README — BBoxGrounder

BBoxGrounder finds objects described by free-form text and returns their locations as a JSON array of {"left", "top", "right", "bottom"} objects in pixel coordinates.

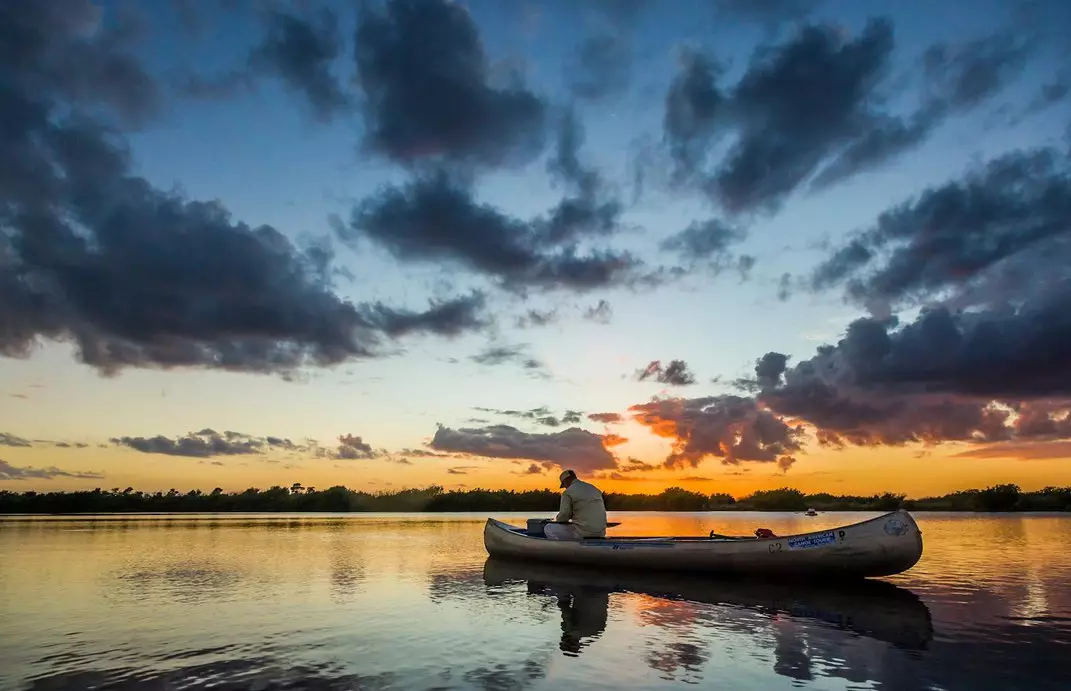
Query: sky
[{"left": 2, "top": 0, "right": 1071, "bottom": 498}]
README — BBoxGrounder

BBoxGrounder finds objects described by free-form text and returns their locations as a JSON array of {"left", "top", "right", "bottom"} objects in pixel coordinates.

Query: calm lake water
[{"left": 1, "top": 512, "right": 1069, "bottom": 690}]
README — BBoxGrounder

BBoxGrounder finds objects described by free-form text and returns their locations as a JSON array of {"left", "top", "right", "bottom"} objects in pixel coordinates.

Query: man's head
[{"left": 559, "top": 469, "right": 577, "bottom": 489}]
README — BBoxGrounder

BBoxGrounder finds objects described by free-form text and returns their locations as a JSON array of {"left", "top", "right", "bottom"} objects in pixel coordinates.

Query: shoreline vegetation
[{"left": 1, "top": 483, "right": 1069, "bottom": 514}]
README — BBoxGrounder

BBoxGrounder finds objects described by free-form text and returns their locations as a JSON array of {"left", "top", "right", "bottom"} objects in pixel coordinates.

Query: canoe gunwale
[{"left": 485, "top": 508, "right": 913, "bottom": 544}]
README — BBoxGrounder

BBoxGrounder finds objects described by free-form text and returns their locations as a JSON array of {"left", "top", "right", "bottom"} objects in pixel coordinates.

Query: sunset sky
[{"left": 2, "top": 0, "right": 1070, "bottom": 498}]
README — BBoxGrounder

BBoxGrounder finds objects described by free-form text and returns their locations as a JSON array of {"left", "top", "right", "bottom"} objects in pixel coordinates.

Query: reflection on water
[{"left": 1, "top": 512, "right": 1070, "bottom": 690}]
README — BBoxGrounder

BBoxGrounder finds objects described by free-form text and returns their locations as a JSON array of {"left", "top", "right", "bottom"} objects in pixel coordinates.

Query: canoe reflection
[{"left": 482, "top": 557, "right": 933, "bottom": 653}]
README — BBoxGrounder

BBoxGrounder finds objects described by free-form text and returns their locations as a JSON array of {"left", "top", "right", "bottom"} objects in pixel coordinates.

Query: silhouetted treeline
[{"left": 2, "top": 483, "right": 1069, "bottom": 514}]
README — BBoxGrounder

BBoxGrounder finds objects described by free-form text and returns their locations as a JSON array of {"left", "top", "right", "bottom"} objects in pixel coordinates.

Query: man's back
[{"left": 559, "top": 479, "right": 607, "bottom": 537}]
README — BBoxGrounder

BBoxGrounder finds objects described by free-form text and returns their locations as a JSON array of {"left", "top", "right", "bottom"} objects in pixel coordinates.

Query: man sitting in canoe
[{"left": 544, "top": 469, "right": 607, "bottom": 540}]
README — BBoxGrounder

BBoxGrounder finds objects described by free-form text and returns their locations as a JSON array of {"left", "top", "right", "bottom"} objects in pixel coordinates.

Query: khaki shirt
[{"left": 555, "top": 479, "right": 607, "bottom": 537}]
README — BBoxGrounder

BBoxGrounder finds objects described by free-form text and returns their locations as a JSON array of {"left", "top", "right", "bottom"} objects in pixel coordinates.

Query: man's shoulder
[{"left": 571, "top": 479, "right": 603, "bottom": 495}]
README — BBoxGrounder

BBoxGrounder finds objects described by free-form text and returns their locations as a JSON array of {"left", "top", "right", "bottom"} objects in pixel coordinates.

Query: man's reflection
[{"left": 525, "top": 580, "right": 609, "bottom": 655}]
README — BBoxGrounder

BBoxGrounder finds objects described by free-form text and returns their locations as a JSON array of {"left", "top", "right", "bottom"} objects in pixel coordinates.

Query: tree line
[{"left": 1, "top": 483, "right": 1068, "bottom": 514}]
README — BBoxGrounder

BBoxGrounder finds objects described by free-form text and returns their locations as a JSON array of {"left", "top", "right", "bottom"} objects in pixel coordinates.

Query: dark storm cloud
[
  {"left": 429, "top": 424, "right": 618, "bottom": 473},
  {"left": 343, "top": 170, "right": 639, "bottom": 293},
  {"left": 110, "top": 429, "right": 272, "bottom": 457},
  {"left": 587, "top": 412, "right": 623, "bottom": 424},
  {"left": 663, "top": 48, "right": 726, "bottom": 180},
  {"left": 812, "top": 29, "right": 1034, "bottom": 189},
  {"left": 662, "top": 17, "right": 1037, "bottom": 212},
  {"left": 629, "top": 395, "right": 805, "bottom": 469},
  {"left": 0, "top": 0, "right": 487, "bottom": 377},
  {"left": 0, "top": 1, "right": 162, "bottom": 128},
  {"left": 248, "top": 7, "right": 350, "bottom": 122},
  {"left": 811, "top": 147, "right": 1071, "bottom": 314},
  {"left": 710, "top": 18, "right": 895, "bottom": 214},
  {"left": 0, "top": 459, "right": 103, "bottom": 481},
  {"left": 728, "top": 289, "right": 1071, "bottom": 449},
  {"left": 583, "top": 299, "right": 613, "bottom": 324},
  {"left": 0, "top": 433, "right": 32, "bottom": 448},
  {"left": 353, "top": 0, "right": 547, "bottom": 168},
  {"left": 637, "top": 360, "right": 697, "bottom": 386}
]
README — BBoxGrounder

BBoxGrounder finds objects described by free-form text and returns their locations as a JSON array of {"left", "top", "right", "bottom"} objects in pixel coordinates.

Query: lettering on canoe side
[{"left": 787, "top": 531, "right": 837, "bottom": 550}]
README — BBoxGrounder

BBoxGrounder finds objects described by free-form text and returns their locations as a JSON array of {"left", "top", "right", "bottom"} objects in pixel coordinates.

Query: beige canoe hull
[{"left": 483, "top": 510, "right": 923, "bottom": 579}]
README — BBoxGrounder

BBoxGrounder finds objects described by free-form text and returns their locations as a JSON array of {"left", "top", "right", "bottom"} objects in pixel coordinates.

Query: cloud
[
  {"left": 953, "top": 440, "right": 1071, "bottom": 460},
  {"left": 710, "top": 19, "right": 895, "bottom": 214},
  {"left": 0, "top": 0, "right": 488, "bottom": 377},
  {"left": 0, "top": 459, "right": 104, "bottom": 481},
  {"left": 593, "top": 471, "right": 647, "bottom": 481},
  {"left": 0, "top": 433, "right": 32, "bottom": 448},
  {"left": 446, "top": 465, "right": 479, "bottom": 475},
  {"left": 538, "top": 108, "right": 625, "bottom": 246},
  {"left": 583, "top": 299, "right": 613, "bottom": 324},
  {"left": 342, "top": 169, "right": 639, "bottom": 293},
  {"left": 473, "top": 406, "right": 582, "bottom": 428},
  {"left": 637, "top": 360, "right": 697, "bottom": 386},
  {"left": 663, "top": 48, "right": 726, "bottom": 181},
  {"left": 353, "top": 0, "right": 546, "bottom": 169},
  {"left": 396, "top": 447, "right": 452, "bottom": 458},
  {"left": 659, "top": 219, "right": 754, "bottom": 277},
  {"left": 619, "top": 457, "right": 659, "bottom": 472},
  {"left": 468, "top": 344, "right": 549, "bottom": 378},
  {"left": 335, "top": 434, "right": 375, "bottom": 460},
  {"left": 629, "top": 395, "right": 805, "bottom": 469},
  {"left": 361, "top": 292, "right": 491, "bottom": 338},
  {"left": 429, "top": 424, "right": 618, "bottom": 473},
  {"left": 810, "top": 147, "right": 1071, "bottom": 316},
  {"left": 515, "top": 308, "right": 559, "bottom": 328},
  {"left": 660, "top": 219, "right": 744, "bottom": 259},
  {"left": 812, "top": 29, "right": 1033, "bottom": 190},
  {"left": 248, "top": 7, "right": 350, "bottom": 122},
  {"left": 587, "top": 412, "right": 623, "bottom": 424},
  {"left": 661, "top": 19, "right": 1034, "bottom": 214},
  {"left": 562, "top": 0, "right": 648, "bottom": 101},
  {"left": 725, "top": 295, "right": 1071, "bottom": 451},
  {"left": 110, "top": 429, "right": 280, "bottom": 458}
]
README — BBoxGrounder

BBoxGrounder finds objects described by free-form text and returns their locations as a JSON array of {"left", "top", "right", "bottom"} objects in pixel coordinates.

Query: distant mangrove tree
[{"left": 1, "top": 483, "right": 1069, "bottom": 513}]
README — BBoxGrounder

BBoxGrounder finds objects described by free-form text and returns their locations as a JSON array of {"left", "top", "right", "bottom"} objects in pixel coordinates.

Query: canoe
[
  {"left": 482, "top": 557, "right": 933, "bottom": 650},
  {"left": 483, "top": 509, "right": 924, "bottom": 579}
]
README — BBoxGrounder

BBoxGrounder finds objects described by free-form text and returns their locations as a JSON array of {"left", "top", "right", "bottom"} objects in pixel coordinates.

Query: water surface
[{"left": 1, "top": 512, "right": 1069, "bottom": 690}]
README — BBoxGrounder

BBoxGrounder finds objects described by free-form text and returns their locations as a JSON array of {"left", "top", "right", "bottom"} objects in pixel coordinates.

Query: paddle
[{"left": 545, "top": 521, "right": 621, "bottom": 527}]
